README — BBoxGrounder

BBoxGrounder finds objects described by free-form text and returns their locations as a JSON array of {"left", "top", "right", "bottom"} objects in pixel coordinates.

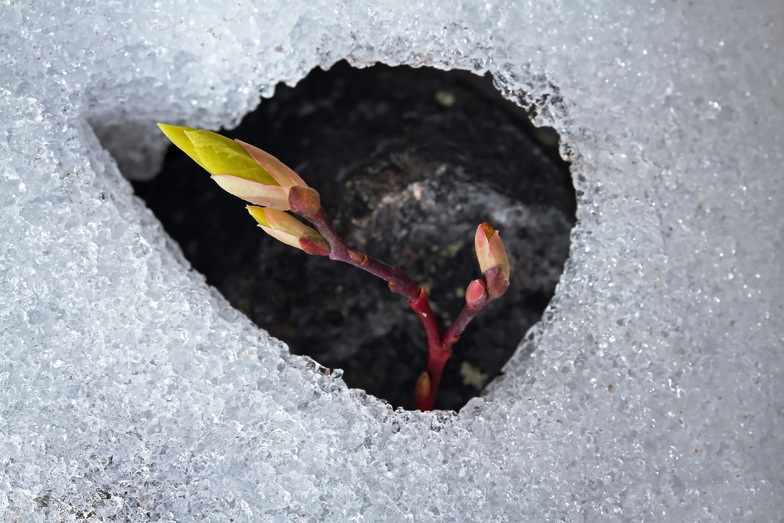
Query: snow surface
[{"left": 1, "top": 1, "right": 782, "bottom": 521}]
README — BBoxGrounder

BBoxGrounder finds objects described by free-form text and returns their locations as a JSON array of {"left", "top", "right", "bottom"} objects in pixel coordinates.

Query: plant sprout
[{"left": 158, "top": 124, "right": 510, "bottom": 411}]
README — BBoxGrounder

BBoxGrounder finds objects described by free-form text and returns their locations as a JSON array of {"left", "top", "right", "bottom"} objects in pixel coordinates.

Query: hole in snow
[{"left": 132, "top": 61, "right": 575, "bottom": 411}]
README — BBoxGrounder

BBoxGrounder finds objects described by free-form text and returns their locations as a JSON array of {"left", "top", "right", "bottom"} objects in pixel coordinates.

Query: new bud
[
  {"left": 157, "top": 124, "right": 310, "bottom": 211},
  {"left": 298, "top": 234, "right": 332, "bottom": 257},
  {"left": 287, "top": 185, "right": 322, "bottom": 216},
  {"left": 414, "top": 371, "right": 431, "bottom": 402},
  {"left": 348, "top": 249, "right": 368, "bottom": 265},
  {"left": 246, "top": 206, "right": 330, "bottom": 256},
  {"left": 465, "top": 279, "right": 488, "bottom": 309},
  {"left": 474, "top": 222, "right": 510, "bottom": 298}
]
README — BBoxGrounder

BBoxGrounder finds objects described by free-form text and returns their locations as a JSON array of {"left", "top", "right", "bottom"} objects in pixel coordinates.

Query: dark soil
[{"left": 132, "top": 61, "right": 575, "bottom": 411}]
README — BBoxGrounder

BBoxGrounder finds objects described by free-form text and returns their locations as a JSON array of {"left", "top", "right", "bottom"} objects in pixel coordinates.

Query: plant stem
[
  {"left": 407, "top": 288, "right": 442, "bottom": 353},
  {"left": 307, "top": 208, "right": 420, "bottom": 301},
  {"left": 408, "top": 290, "right": 452, "bottom": 411},
  {"left": 304, "top": 206, "right": 490, "bottom": 412},
  {"left": 442, "top": 297, "right": 495, "bottom": 351},
  {"left": 415, "top": 297, "right": 496, "bottom": 411}
]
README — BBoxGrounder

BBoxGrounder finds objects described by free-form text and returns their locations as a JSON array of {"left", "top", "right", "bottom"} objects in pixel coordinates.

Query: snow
[{"left": 1, "top": 1, "right": 782, "bottom": 521}]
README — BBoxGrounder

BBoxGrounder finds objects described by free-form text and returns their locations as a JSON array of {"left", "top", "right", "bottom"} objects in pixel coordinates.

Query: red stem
[
  {"left": 442, "top": 296, "right": 496, "bottom": 350},
  {"left": 302, "top": 206, "right": 491, "bottom": 411},
  {"left": 443, "top": 306, "right": 478, "bottom": 350},
  {"left": 408, "top": 289, "right": 452, "bottom": 412},
  {"left": 415, "top": 297, "right": 496, "bottom": 410},
  {"left": 407, "top": 288, "right": 442, "bottom": 353},
  {"left": 307, "top": 209, "right": 420, "bottom": 301}
]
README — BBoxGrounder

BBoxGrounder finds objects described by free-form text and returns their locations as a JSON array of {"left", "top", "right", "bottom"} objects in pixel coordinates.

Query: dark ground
[{"left": 133, "top": 61, "right": 575, "bottom": 411}]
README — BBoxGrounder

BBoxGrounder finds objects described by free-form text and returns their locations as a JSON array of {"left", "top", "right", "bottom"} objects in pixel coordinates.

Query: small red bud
[
  {"left": 348, "top": 249, "right": 368, "bottom": 265},
  {"left": 414, "top": 371, "right": 431, "bottom": 402},
  {"left": 288, "top": 186, "right": 322, "bottom": 216},
  {"left": 298, "top": 234, "right": 331, "bottom": 256},
  {"left": 465, "top": 279, "right": 488, "bottom": 309}
]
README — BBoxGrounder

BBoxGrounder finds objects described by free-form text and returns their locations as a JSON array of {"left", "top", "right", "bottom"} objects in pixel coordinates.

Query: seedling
[{"left": 158, "top": 124, "right": 510, "bottom": 411}]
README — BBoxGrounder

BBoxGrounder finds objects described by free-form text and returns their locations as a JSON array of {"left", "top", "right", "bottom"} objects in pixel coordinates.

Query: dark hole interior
[{"left": 133, "top": 61, "right": 575, "bottom": 411}]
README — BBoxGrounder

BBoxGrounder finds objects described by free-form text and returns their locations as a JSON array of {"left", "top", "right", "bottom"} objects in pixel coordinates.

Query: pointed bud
[
  {"left": 246, "top": 206, "right": 329, "bottom": 255},
  {"left": 287, "top": 185, "right": 322, "bottom": 216},
  {"left": 474, "top": 222, "right": 510, "bottom": 279},
  {"left": 234, "top": 139, "right": 307, "bottom": 189},
  {"left": 414, "top": 371, "right": 431, "bottom": 402},
  {"left": 158, "top": 125, "right": 315, "bottom": 212},
  {"left": 157, "top": 124, "right": 278, "bottom": 185},
  {"left": 465, "top": 279, "right": 488, "bottom": 309}
]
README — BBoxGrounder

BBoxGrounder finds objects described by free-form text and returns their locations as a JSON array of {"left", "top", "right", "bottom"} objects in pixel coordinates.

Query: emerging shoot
[
  {"left": 159, "top": 124, "right": 511, "bottom": 411},
  {"left": 246, "top": 206, "right": 330, "bottom": 256}
]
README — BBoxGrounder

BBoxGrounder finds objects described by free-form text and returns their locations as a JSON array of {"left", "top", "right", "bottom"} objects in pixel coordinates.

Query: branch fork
[{"left": 158, "top": 124, "right": 511, "bottom": 411}]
